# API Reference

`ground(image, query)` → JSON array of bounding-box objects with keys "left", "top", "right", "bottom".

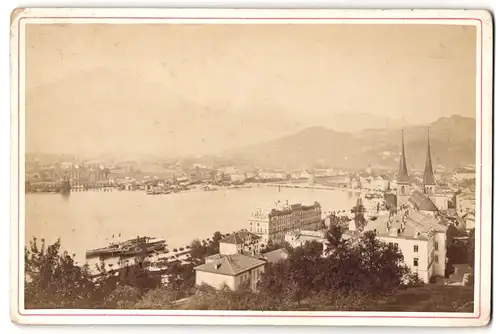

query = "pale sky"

[{"left": 25, "top": 23, "right": 477, "bottom": 158}]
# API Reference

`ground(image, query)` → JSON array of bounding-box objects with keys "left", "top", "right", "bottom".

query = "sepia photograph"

[{"left": 10, "top": 8, "right": 492, "bottom": 326}]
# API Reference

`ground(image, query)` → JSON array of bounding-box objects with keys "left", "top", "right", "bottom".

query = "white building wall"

[
  {"left": 431, "top": 195, "right": 449, "bottom": 210},
  {"left": 249, "top": 266, "right": 266, "bottom": 291},
  {"left": 377, "top": 236, "right": 432, "bottom": 283},
  {"left": 456, "top": 194, "right": 475, "bottom": 215},
  {"left": 219, "top": 242, "right": 238, "bottom": 255},
  {"left": 230, "top": 174, "right": 246, "bottom": 182},
  {"left": 249, "top": 219, "right": 270, "bottom": 243},
  {"left": 372, "top": 179, "right": 390, "bottom": 191},
  {"left": 433, "top": 232, "right": 447, "bottom": 277},
  {"left": 454, "top": 172, "right": 475, "bottom": 181},
  {"left": 196, "top": 265, "right": 265, "bottom": 292},
  {"left": 465, "top": 216, "right": 475, "bottom": 231},
  {"left": 195, "top": 271, "right": 236, "bottom": 290}
]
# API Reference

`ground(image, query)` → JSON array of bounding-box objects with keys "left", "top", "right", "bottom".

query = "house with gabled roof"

[
  {"left": 194, "top": 254, "right": 267, "bottom": 291},
  {"left": 365, "top": 207, "right": 448, "bottom": 283},
  {"left": 219, "top": 230, "right": 261, "bottom": 256}
]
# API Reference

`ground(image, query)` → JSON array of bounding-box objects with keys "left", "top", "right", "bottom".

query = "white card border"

[{"left": 10, "top": 8, "right": 493, "bottom": 326}]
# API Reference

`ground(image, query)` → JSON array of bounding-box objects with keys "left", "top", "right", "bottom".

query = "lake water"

[{"left": 25, "top": 185, "right": 360, "bottom": 264}]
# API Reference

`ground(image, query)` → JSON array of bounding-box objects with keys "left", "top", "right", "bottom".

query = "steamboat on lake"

[{"left": 85, "top": 236, "right": 167, "bottom": 259}]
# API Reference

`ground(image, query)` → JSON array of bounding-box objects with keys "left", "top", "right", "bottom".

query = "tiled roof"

[
  {"left": 365, "top": 209, "right": 447, "bottom": 241},
  {"left": 219, "top": 231, "right": 261, "bottom": 245},
  {"left": 194, "top": 254, "right": 266, "bottom": 276},
  {"left": 408, "top": 190, "right": 438, "bottom": 212},
  {"left": 261, "top": 248, "right": 289, "bottom": 263}
]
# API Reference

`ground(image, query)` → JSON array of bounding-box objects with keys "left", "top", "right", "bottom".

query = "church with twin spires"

[{"left": 396, "top": 130, "right": 449, "bottom": 213}]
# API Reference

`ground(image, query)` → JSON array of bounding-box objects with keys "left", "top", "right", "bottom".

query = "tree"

[
  {"left": 325, "top": 225, "right": 349, "bottom": 256},
  {"left": 134, "top": 286, "right": 177, "bottom": 309},
  {"left": 182, "top": 283, "right": 261, "bottom": 310},
  {"left": 290, "top": 240, "right": 324, "bottom": 261},
  {"left": 261, "top": 240, "right": 293, "bottom": 254},
  {"left": 24, "top": 237, "right": 95, "bottom": 309},
  {"left": 354, "top": 231, "right": 408, "bottom": 295},
  {"left": 108, "top": 249, "right": 161, "bottom": 293},
  {"left": 467, "top": 228, "right": 475, "bottom": 268},
  {"left": 351, "top": 198, "right": 367, "bottom": 229},
  {"left": 189, "top": 237, "right": 220, "bottom": 265},
  {"left": 257, "top": 260, "right": 289, "bottom": 304},
  {"left": 189, "top": 239, "right": 207, "bottom": 263},
  {"left": 446, "top": 225, "right": 460, "bottom": 247},
  {"left": 213, "top": 231, "right": 223, "bottom": 243},
  {"left": 163, "top": 260, "right": 195, "bottom": 296},
  {"left": 104, "top": 285, "right": 141, "bottom": 309},
  {"left": 284, "top": 280, "right": 304, "bottom": 307},
  {"left": 164, "top": 261, "right": 185, "bottom": 293}
]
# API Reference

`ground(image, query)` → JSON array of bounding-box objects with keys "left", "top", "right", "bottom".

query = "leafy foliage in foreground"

[{"left": 24, "top": 225, "right": 473, "bottom": 312}]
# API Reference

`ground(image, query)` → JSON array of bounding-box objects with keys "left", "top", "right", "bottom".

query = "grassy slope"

[{"left": 374, "top": 285, "right": 475, "bottom": 312}]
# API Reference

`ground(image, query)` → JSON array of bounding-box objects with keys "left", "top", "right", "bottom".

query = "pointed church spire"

[
  {"left": 397, "top": 130, "right": 410, "bottom": 183},
  {"left": 423, "top": 129, "right": 436, "bottom": 185}
]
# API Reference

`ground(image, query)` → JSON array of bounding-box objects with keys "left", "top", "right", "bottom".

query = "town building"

[
  {"left": 453, "top": 166, "right": 476, "bottom": 181},
  {"left": 350, "top": 176, "right": 361, "bottom": 189},
  {"left": 285, "top": 229, "right": 328, "bottom": 257},
  {"left": 456, "top": 189, "right": 476, "bottom": 215},
  {"left": 194, "top": 254, "right": 267, "bottom": 291},
  {"left": 260, "top": 248, "right": 289, "bottom": 263},
  {"left": 421, "top": 131, "right": 449, "bottom": 210},
  {"left": 219, "top": 230, "right": 261, "bottom": 256},
  {"left": 214, "top": 172, "right": 231, "bottom": 184},
  {"left": 308, "top": 172, "right": 316, "bottom": 186},
  {"left": 365, "top": 209, "right": 448, "bottom": 283},
  {"left": 244, "top": 171, "right": 257, "bottom": 180},
  {"left": 396, "top": 131, "right": 412, "bottom": 205},
  {"left": 396, "top": 130, "right": 449, "bottom": 210},
  {"left": 461, "top": 212, "right": 476, "bottom": 232},
  {"left": 300, "top": 170, "right": 311, "bottom": 179},
  {"left": 257, "top": 170, "right": 276, "bottom": 181},
  {"left": 32, "top": 163, "right": 111, "bottom": 183},
  {"left": 248, "top": 201, "right": 322, "bottom": 244},
  {"left": 229, "top": 173, "right": 246, "bottom": 183},
  {"left": 408, "top": 190, "right": 439, "bottom": 215},
  {"left": 371, "top": 175, "right": 391, "bottom": 191}
]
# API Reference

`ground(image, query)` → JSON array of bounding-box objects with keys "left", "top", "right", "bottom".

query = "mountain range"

[
  {"left": 224, "top": 115, "right": 476, "bottom": 171},
  {"left": 25, "top": 68, "right": 475, "bottom": 170}
]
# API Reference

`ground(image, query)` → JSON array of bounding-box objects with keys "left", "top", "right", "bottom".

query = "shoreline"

[{"left": 26, "top": 185, "right": 368, "bottom": 267}]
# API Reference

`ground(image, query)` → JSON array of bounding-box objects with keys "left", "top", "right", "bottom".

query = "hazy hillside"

[
  {"left": 322, "top": 112, "right": 411, "bottom": 133},
  {"left": 226, "top": 115, "right": 476, "bottom": 171},
  {"left": 25, "top": 68, "right": 303, "bottom": 158}
]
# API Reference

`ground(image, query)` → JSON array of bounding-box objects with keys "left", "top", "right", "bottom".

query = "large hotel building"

[{"left": 248, "top": 201, "right": 322, "bottom": 244}]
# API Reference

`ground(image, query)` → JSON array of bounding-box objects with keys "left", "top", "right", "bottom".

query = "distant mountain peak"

[{"left": 226, "top": 115, "right": 475, "bottom": 170}]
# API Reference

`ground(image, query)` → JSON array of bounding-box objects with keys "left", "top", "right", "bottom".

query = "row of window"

[
  {"left": 249, "top": 227, "right": 267, "bottom": 234},
  {"left": 412, "top": 242, "right": 439, "bottom": 253},
  {"left": 413, "top": 255, "right": 439, "bottom": 267},
  {"left": 270, "top": 211, "right": 320, "bottom": 219}
]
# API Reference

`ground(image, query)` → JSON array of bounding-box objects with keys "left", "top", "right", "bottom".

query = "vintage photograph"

[{"left": 11, "top": 9, "right": 492, "bottom": 326}]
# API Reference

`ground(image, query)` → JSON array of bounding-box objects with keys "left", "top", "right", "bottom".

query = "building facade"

[
  {"left": 285, "top": 229, "right": 328, "bottom": 257},
  {"left": 219, "top": 230, "right": 261, "bottom": 255},
  {"left": 194, "top": 254, "right": 266, "bottom": 291},
  {"left": 248, "top": 201, "right": 322, "bottom": 244},
  {"left": 456, "top": 191, "right": 476, "bottom": 215},
  {"left": 365, "top": 210, "right": 448, "bottom": 283},
  {"left": 396, "top": 130, "right": 448, "bottom": 211}
]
